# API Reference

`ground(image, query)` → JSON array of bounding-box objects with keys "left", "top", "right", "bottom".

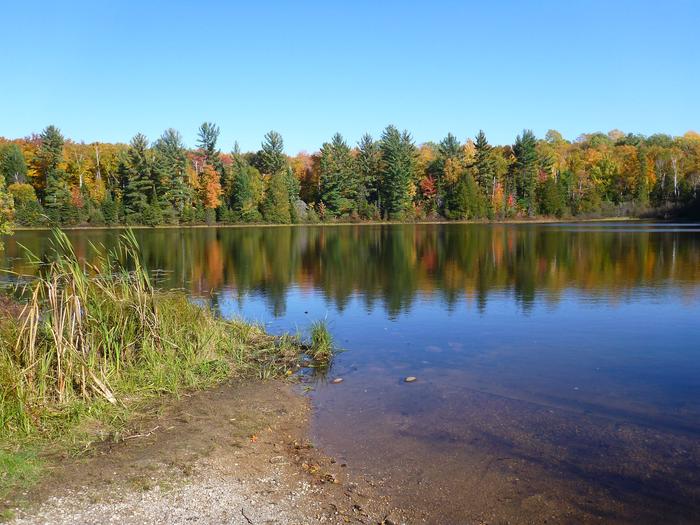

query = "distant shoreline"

[{"left": 11, "top": 216, "right": 646, "bottom": 232}]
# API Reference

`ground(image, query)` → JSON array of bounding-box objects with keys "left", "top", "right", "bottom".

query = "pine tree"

[
  {"left": 319, "top": 133, "right": 357, "bottom": 216},
  {"left": 123, "top": 133, "right": 154, "bottom": 221},
  {"left": 356, "top": 134, "right": 381, "bottom": 211},
  {"left": 379, "top": 126, "right": 416, "bottom": 219},
  {"left": 473, "top": 130, "right": 494, "bottom": 195},
  {"left": 262, "top": 171, "right": 291, "bottom": 223},
  {"left": 196, "top": 122, "right": 226, "bottom": 191},
  {"left": 1, "top": 144, "right": 28, "bottom": 185},
  {"left": 258, "top": 131, "right": 298, "bottom": 222},
  {"left": 154, "top": 128, "right": 190, "bottom": 216},
  {"left": 101, "top": 191, "right": 118, "bottom": 225},
  {"left": 231, "top": 156, "right": 262, "bottom": 222},
  {"left": 259, "top": 131, "right": 286, "bottom": 176},
  {"left": 37, "top": 126, "right": 70, "bottom": 223},
  {"left": 512, "top": 129, "right": 538, "bottom": 215}
]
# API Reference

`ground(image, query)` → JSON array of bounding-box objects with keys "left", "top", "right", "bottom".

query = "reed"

[{"left": 0, "top": 229, "right": 333, "bottom": 443}]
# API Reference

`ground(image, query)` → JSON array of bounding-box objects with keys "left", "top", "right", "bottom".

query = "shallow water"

[{"left": 3, "top": 223, "right": 700, "bottom": 523}]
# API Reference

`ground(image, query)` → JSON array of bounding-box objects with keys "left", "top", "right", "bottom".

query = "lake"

[{"left": 2, "top": 223, "right": 700, "bottom": 523}]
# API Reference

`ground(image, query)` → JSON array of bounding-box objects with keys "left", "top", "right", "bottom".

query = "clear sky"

[{"left": 1, "top": 1, "right": 698, "bottom": 153}]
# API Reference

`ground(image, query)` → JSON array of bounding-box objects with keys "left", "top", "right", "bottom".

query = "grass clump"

[
  {"left": 0, "top": 449, "right": 42, "bottom": 501},
  {"left": 0, "top": 229, "right": 333, "bottom": 446},
  {"left": 309, "top": 321, "right": 334, "bottom": 365}
]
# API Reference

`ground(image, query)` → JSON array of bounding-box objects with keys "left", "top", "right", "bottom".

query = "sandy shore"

[{"left": 6, "top": 381, "right": 414, "bottom": 525}]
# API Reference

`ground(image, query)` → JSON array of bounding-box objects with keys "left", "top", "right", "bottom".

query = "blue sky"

[{"left": 1, "top": 1, "right": 698, "bottom": 153}]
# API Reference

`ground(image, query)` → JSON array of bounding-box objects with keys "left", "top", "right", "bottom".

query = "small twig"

[
  {"left": 124, "top": 426, "right": 160, "bottom": 440},
  {"left": 241, "top": 508, "right": 254, "bottom": 524}
]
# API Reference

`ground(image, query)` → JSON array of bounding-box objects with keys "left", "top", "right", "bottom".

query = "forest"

[{"left": 0, "top": 124, "right": 699, "bottom": 230}]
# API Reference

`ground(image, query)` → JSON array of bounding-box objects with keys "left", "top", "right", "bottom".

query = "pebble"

[
  {"left": 404, "top": 376, "right": 417, "bottom": 383},
  {"left": 331, "top": 378, "right": 344, "bottom": 384}
]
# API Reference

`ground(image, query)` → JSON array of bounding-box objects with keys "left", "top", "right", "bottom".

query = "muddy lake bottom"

[{"left": 3, "top": 222, "right": 700, "bottom": 523}]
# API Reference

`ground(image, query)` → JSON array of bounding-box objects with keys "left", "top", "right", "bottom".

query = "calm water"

[{"left": 3, "top": 223, "right": 700, "bottom": 523}]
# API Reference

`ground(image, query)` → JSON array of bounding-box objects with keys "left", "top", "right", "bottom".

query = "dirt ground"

[{"left": 5, "top": 380, "right": 415, "bottom": 525}]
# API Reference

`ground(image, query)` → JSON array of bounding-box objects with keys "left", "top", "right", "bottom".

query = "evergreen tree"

[
  {"left": 101, "top": 191, "right": 118, "bottom": 225},
  {"left": 438, "top": 132, "right": 463, "bottom": 159},
  {"left": 154, "top": 128, "right": 190, "bottom": 216},
  {"left": 231, "top": 156, "right": 262, "bottom": 222},
  {"left": 262, "top": 171, "right": 291, "bottom": 223},
  {"left": 473, "top": 130, "right": 495, "bottom": 195},
  {"left": 257, "top": 131, "right": 298, "bottom": 222},
  {"left": 196, "top": 122, "right": 226, "bottom": 190},
  {"left": 356, "top": 134, "right": 381, "bottom": 209},
  {"left": 445, "top": 172, "right": 485, "bottom": 220},
  {"left": 259, "top": 131, "right": 286, "bottom": 176},
  {"left": 319, "top": 133, "right": 357, "bottom": 216},
  {"left": 1, "top": 144, "right": 28, "bottom": 184},
  {"left": 37, "top": 126, "right": 70, "bottom": 223},
  {"left": 512, "top": 129, "right": 538, "bottom": 215},
  {"left": 379, "top": 126, "right": 416, "bottom": 219},
  {"left": 123, "top": 133, "right": 154, "bottom": 221},
  {"left": 537, "top": 178, "right": 565, "bottom": 216}
]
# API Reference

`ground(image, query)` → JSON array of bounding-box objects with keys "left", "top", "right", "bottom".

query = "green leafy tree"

[
  {"left": 1, "top": 144, "right": 28, "bottom": 184},
  {"left": 8, "top": 183, "right": 44, "bottom": 226},
  {"left": 445, "top": 172, "right": 486, "bottom": 220},
  {"left": 0, "top": 176, "right": 14, "bottom": 246},
  {"left": 636, "top": 146, "right": 650, "bottom": 207},
  {"left": 538, "top": 178, "right": 565, "bottom": 216},
  {"left": 380, "top": 126, "right": 416, "bottom": 219},
  {"left": 319, "top": 133, "right": 357, "bottom": 216}
]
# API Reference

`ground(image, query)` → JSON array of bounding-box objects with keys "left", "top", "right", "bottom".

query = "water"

[{"left": 3, "top": 223, "right": 700, "bottom": 523}]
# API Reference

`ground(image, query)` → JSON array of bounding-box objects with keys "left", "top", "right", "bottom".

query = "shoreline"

[
  {"left": 4, "top": 380, "right": 412, "bottom": 525},
  {"left": 10, "top": 216, "right": 645, "bottom": 232}
]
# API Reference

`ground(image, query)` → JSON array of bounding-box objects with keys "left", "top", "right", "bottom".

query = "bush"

[
  {"left": 141, "top": 203, "right": 163, "bottom": 227},
  {"left": 101, "top": 194, "right": 118, "bottom": 225}
]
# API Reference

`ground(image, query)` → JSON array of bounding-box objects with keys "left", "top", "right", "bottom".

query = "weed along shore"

[{"left": 0, "top": 230, "right": 409, "bottom": 524}]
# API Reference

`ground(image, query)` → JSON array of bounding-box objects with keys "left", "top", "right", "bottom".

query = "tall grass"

[{"left": 0, "top": 229, "right": 333, "bottom": 442}]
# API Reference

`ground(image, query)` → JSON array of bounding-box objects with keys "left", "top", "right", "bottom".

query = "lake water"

[{"left": 2, "top": 223, "right": 700, "bottom": 523}]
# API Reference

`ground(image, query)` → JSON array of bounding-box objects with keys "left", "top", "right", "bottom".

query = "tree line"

[{"left": 1, "top": 124, "right": 699, "bottom": 230}]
